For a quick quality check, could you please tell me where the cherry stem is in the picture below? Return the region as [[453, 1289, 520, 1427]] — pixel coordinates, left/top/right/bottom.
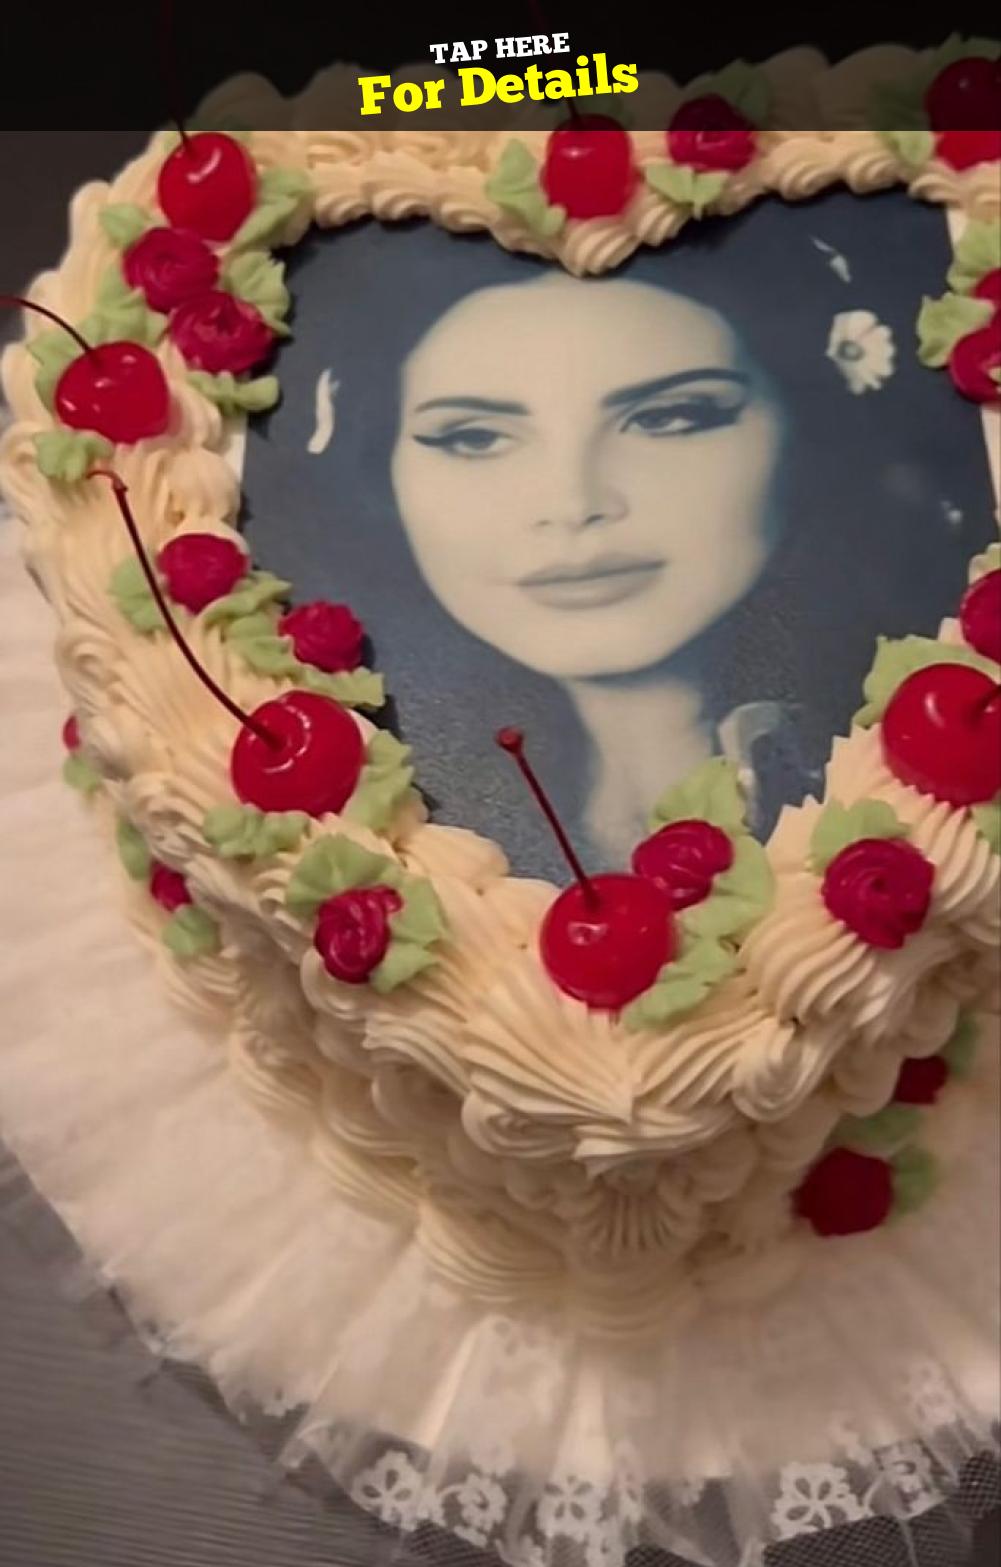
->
[[496, 727, 600, 907], [88, 469, 280, 750], [525, 0, 581, 124], [160, 0, 192, 153], [0, 294, 95, 360]]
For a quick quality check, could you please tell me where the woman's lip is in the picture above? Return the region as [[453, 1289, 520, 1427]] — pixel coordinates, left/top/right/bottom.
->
[[517, 561, 665, 610]]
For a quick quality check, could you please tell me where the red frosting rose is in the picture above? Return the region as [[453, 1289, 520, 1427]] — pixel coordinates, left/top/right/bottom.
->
[[150, 862, 193, 913], [934, 131, 1001, 171], [959, 569, 1001, 663], [157, 533, 248, 613], [123, 227, 219, 313], [631, 819, 734, 910], [667, 95, 757, 171], [795, 1147, 894, 1236], [821, 837, 933, 950], [948, 321, 1001, 403], [314, 886, 403, 984], [893, 1054, 950, 1105], [168, 290, 275, 374], [62, 715, 81, 752], [279, 601, 365, 673]]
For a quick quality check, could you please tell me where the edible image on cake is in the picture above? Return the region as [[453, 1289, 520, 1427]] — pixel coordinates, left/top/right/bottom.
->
[[240, 189, 996, 884]]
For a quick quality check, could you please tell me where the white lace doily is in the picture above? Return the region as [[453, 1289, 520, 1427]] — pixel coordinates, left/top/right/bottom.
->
[[0, 512, 998, 1567]]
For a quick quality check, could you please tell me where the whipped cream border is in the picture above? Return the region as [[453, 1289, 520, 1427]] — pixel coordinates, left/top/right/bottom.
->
[[0, 106, 998, 1336]]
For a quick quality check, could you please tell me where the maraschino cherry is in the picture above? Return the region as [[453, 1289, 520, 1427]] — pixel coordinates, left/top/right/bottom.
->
[[87, 469, 364, 818], [925, 56, 1001, 131], [157, 131, 257, 244], [881, 663, 1001, 805], [496, 728, 675, 1010], [959, 570, 1001, 663], [542, 117, 638, 221], [1, 295, 170, 444]]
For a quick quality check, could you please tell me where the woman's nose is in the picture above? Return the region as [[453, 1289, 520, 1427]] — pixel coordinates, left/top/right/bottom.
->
[[533, 448, 628, 533]]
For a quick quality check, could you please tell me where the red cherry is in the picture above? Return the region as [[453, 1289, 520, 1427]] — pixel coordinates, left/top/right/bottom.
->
[[935, 130, 1001, 170], [149, 862, 193, 913], [948, 323, 1001, 403], [795, 1147, 894, 1237], [542, 121, 638, 220], [959, 570, 1001, 663], [157, 533, 248, 613], [973, 269, 1001, 309], [540, 872, 675, 1010], [925, 57, 1001, 131], [62, 715, 80, 752], [670, 94, 753, 133], [881, 663, 1001, 805], [631, 819, 734, 910], [230, 690, 364, 817], [157, 133, 257, 243], [893, 1054, 950, 1105], [55, 342, 171, 444]]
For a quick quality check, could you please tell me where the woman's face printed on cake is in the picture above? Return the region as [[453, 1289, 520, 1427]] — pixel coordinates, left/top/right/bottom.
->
[[391, 274, 785, 681]]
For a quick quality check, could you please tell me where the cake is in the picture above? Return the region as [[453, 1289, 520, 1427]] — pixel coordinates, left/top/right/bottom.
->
[[1, 50, 999, 1342]]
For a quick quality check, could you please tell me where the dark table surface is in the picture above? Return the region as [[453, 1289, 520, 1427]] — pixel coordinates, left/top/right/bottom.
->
[[0, 131, 997, 1567]]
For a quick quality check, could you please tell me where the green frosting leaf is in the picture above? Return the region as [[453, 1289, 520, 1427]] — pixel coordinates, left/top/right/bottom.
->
[[343, 730, 416, 832], [386, 876, 448, 949], [286, 835, 399, 920], [971, 798, 1001, 854], [916, 292, 994, 368], [299, 663, 385, 710], [680, 59, 770, 125], [680, 834, 774, 942], [229, 166, 313, 252], [34, 429, 112, 483], [484, 140, 567, 238], [223, 616, 385, 710], [162, 904, 221, 960], [220, 250, 291, 334], [28, 328, 84, 410], [928, 32, 1001, 71], [890, 1144, 939, 1215], [941, 1011, 979, 1078], [947, 221, 1001, 294], [110, 557, 165, 633], [645, 162, 729, 216], [837, 1103, 920, 1155], [63, 752, 101, 795], [201, 570, 290, 627], [116, 816, 152, 880], [79, 267, 166, 350], [99, 203, 155, 249], [867, 81, 928, 133], [855, 635, 998, 727], [970, 540, 1001, 582], [809, 799, 908, 873], [621, 936, 739, 1031], [370, 941, 438, 994], [878, 130, 935, 170], [203, 804, 308, 859], [187, 370, 281, 416], [649, 756, 748, 836]]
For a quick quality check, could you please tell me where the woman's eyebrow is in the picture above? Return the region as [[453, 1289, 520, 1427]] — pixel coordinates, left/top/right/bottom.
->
[[602, 369, 748, 410], [412, 395, 529, 415]]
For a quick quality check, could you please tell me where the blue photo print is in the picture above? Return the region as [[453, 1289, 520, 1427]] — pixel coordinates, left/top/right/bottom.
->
[[239, 188, 996, 884]]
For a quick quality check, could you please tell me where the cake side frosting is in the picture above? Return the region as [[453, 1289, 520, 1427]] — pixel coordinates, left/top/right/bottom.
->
[[0, 113, 998, 1336]]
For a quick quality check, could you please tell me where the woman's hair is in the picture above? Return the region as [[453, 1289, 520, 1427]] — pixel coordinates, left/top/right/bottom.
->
[[242, 188, 994, 878]]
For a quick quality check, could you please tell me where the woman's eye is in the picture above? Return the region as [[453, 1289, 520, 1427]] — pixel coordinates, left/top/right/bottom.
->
[[622, 399, 743, 437], [413, 426, 513, 458]]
